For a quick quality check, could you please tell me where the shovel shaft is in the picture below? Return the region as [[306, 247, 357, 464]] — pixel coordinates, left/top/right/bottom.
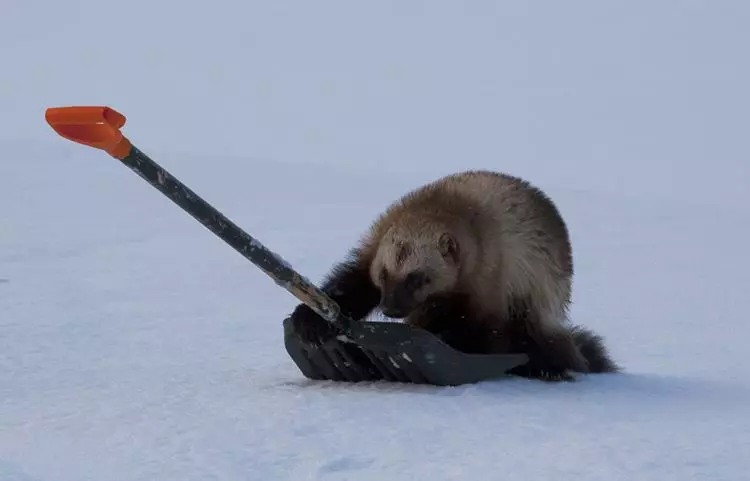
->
[[118, 145, 344, 325], [45, 106, 344, 326]]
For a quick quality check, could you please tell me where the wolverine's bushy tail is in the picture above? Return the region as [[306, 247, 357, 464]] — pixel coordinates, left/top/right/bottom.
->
[[570, 325, 620, 373]]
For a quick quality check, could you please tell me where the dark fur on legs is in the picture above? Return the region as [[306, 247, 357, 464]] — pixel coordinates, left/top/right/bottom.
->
[[405, 293, 498, 354], [505, 331, 579, 382], [499, 296, 620, 381], [501, 296, 589, 382], [401, 293, 608, 382], [290, 248, 380, 346]]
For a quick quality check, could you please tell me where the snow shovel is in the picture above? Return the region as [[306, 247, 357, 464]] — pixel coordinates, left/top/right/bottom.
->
[[44, 106, 529, 386]]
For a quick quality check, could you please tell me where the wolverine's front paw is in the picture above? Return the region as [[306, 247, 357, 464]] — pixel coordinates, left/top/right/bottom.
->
[[290, 304, 340, 347]]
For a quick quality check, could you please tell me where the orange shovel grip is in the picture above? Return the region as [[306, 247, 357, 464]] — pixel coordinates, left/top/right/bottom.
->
[[45, 106, 132, 159]]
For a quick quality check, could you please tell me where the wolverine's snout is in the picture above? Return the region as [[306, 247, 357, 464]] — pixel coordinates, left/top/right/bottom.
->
[[379, 271, 431, 318], [380, 283, 417, 318]]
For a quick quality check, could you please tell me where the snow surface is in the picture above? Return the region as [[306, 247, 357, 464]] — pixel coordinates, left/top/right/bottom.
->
[[2, 1, 750, 480]]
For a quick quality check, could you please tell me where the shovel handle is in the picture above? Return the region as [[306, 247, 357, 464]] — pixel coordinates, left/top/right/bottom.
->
[[45, 106, 133, 159], [44, 105, 346, 328]]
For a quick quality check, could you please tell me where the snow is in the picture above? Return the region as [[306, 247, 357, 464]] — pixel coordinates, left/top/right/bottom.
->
[[2, 1, 750, 480]]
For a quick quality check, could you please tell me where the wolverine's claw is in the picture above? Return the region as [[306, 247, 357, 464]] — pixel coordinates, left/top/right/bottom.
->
[[508, 362, 576, 382]]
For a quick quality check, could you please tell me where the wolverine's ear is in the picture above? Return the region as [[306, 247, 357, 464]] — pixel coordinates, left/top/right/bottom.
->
[[438, 232, 458, 260]]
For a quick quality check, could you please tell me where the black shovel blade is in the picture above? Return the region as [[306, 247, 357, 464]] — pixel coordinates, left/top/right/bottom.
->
[[282, 317, 529, 386]]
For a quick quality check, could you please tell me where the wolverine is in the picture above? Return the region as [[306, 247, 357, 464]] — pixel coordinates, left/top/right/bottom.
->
[[290, 169, 619, 381]]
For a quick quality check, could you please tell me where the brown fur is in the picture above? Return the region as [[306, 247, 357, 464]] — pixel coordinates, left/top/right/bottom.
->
[[290, 169, 619, 381]]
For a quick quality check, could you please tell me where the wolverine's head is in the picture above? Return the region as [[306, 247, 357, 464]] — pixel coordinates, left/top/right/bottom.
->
[[369, 225, 461, 319]]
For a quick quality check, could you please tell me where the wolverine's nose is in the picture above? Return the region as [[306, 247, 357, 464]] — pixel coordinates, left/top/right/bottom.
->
[[380, 285, 414, 318], [381, 305, 410, 319]]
